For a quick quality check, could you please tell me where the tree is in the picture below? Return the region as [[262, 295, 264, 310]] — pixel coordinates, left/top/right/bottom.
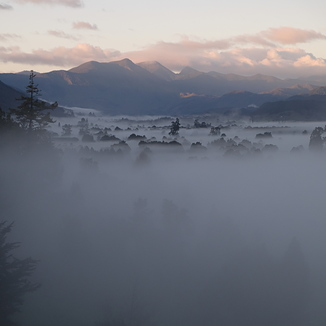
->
[[194, 119, 211, 128], [0, 221, 40, 326], [62, 124, 72, 136], [169, 118, 180, 136], [11, 71, 57, 131]]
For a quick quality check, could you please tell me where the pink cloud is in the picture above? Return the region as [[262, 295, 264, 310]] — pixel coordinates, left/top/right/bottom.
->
[[0, 43, 120, 66], [73, 21, 98, 30], [12, 0, 82, 7], [262, 27, 326, 45], [294, 53, 326, 67], [1, 27, 326, 78], [125, 43, 326, 78], [120, 38, 233, 72], [120, 30, 318, 72], [208, 48, 326, 77]]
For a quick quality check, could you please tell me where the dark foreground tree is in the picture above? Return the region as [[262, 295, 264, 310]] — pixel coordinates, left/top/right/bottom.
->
[[0, 221, 40, 326], [11, 71, 57, 131]]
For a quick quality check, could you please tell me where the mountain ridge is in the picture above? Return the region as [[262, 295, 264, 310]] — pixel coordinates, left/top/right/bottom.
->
[[0, 58, 325, 117]]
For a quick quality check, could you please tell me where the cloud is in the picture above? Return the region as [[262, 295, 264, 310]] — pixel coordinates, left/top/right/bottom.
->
[[1, 27, 326, 78], [294, 53, 326, 67], [123, 40, 326, 78], [262, 27, 326, 45], [173, 36, 232, 51], [160, 27, 326, 53], [12, 0, 83, 7], [0, 33, 20, 41], [232, 34, 275, 47], [0, 3, 13, 9], [48, 30, 79, 40], [73, 21, 98, 30], [0, 43, 120, 67], [200, 47, 326, 78], [117, 28, 326, 77], [119, 37, 233, 72]]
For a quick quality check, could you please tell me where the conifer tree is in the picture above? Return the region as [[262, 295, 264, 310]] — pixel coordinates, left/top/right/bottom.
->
[[169, 118, 180, 136], [11, 71, 57, 131]]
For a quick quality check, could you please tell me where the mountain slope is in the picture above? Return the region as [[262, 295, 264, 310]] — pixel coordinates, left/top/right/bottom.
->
[[137, 61, 176, 81], [28, 59, 179, 115], [0, 80, 24, 111]]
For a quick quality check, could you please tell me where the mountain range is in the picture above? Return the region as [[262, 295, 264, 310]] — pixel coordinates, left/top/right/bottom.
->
[[1, 58, 326, 119]]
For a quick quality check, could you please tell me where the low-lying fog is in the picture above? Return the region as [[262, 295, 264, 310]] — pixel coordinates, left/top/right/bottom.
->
[[2, 110, 326, 326]]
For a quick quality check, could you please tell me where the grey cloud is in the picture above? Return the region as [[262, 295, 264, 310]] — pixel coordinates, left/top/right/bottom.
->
[[0, 33, 20, 41], [0, 3, 13, 9], [12, 0, 83, 8], [232, 34, 276, 47], [72, 21, 98, 30], [48, 30, 79, 40]]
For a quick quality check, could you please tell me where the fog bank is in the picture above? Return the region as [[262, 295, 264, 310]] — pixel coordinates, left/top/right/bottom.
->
[[2, 117, 326, 326]]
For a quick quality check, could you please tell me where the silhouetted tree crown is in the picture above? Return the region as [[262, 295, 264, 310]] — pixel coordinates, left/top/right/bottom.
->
[[169, 118, 180, 136]]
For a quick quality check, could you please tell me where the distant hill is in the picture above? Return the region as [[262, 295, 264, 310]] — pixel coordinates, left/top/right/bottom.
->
[[0, 59, 325, 116], [168, 91, 292, 116], [261, 84, 315, 97], [0, 80, 24, 111], [251, 87, 326, 121]]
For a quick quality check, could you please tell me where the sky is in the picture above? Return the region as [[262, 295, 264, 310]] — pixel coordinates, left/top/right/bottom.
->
[[1, 0, 326, 78]]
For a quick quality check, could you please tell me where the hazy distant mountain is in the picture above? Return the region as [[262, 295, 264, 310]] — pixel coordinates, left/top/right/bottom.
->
[[0, 58, 325, 116], [252, 89, 326, 121], [309, 86, 326, 95], [262, 84, 315, 97], [171, 69, 312, 97], [296, 75, 326, 86], [211, 90, 285, 108], [168, 90, 299, 116]]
